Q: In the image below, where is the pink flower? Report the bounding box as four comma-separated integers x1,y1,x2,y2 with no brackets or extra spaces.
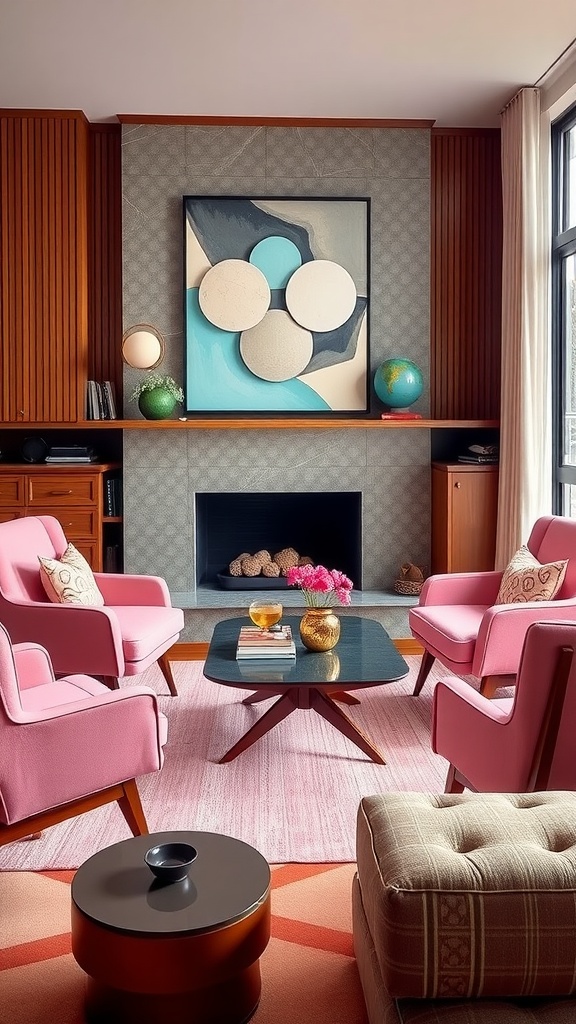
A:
287,565,354,607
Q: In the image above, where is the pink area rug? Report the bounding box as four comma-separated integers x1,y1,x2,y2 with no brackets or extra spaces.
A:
0,657,463,870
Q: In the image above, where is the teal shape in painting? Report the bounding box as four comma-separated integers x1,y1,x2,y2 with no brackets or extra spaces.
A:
249,236,302,289
185,289,329,412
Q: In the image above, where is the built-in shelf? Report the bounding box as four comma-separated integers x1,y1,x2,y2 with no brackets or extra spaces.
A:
2,418,500,430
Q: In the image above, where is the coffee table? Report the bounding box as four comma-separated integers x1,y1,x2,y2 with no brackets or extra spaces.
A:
204,614,409,764
71,830,271,1024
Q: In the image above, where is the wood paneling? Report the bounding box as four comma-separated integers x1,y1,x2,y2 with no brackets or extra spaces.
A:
0,111,89,421
88,125,122,402
118,114,435,127
430,129,503,420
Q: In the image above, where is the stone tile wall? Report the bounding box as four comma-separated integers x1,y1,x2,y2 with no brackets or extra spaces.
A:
121,125,431,639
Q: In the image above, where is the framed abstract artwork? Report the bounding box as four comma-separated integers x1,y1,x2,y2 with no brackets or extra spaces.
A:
183,196,370,415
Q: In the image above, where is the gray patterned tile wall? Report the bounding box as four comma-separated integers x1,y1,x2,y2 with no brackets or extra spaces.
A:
121,125,431,639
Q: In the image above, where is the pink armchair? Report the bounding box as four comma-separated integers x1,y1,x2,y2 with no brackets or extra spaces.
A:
431,619,576,793
0,515,184,695
0,622,168,845
410,515,576,697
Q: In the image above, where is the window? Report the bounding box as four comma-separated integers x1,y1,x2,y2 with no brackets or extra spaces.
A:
552,104,576,515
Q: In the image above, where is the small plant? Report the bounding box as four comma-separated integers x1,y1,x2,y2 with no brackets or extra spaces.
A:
286,564,353,607
130,374,184,404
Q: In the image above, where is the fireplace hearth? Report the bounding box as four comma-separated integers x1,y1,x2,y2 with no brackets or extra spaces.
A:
195,492,362,591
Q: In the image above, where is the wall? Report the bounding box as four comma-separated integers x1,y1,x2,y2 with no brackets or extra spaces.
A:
121,125,432,639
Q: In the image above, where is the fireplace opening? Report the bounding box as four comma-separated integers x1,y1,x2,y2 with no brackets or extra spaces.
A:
195,492,362,590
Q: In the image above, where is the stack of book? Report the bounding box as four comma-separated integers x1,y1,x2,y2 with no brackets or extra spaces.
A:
236,624,296,660
458,444,499,465
45,445,97,463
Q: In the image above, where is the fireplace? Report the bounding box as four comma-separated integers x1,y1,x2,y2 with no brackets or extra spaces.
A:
195,492,362,590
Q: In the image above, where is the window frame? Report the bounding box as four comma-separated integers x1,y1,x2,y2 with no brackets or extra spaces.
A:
552,103,576,514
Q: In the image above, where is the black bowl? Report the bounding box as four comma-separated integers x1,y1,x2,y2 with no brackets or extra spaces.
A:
144,842,198,883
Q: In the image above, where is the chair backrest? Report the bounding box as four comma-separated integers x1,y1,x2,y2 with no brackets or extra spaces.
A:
511,619,576,790
0,516,68,602
0,622,23,721
527,515,576,599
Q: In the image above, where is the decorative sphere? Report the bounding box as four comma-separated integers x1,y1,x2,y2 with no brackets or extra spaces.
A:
374,358,424,410
138,387,177,420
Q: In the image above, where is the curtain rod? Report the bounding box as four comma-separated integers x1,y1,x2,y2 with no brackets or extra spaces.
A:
534,36,576,87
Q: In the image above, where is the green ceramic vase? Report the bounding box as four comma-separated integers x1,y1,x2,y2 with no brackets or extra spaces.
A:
138,388,177,420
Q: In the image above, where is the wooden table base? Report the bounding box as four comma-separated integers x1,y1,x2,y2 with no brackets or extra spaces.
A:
219,686,386,764
84,962,262,1024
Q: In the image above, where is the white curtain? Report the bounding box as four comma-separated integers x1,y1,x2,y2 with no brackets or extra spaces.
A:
495,87,552,568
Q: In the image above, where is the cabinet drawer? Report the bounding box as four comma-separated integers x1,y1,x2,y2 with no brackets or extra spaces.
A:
28,475,100,507
29,508,98,538
0,509,24,523
0,476,25,506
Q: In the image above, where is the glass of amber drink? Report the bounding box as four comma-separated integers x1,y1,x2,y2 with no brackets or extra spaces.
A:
248,600,283,631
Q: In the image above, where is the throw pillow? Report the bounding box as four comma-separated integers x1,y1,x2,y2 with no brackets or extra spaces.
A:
495,544,568,604
38,543,105,606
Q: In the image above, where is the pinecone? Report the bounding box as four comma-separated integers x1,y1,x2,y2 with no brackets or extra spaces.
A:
241,555,262,577
229,558,243,576
273,547,299,574
262,560,281,577
298,555,314,566
254,549,272,568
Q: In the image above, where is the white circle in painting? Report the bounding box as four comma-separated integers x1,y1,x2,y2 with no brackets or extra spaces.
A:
240,310,313,382
199,259,270,331
285,260,357,332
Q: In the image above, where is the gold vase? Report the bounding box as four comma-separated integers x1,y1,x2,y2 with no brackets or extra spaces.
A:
299,608,341,652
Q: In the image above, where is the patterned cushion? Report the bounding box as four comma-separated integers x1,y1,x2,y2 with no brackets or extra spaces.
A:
38,543,104,606
355,792,576,1000
495,545,567,604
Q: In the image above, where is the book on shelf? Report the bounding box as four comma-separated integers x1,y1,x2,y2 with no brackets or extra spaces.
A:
236,624,296,659
86,379,118,420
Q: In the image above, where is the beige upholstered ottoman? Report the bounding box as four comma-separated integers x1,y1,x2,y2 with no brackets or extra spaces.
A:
353,792,576,1023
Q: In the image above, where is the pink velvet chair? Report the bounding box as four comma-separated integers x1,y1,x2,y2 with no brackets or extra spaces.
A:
0,622,168,845
0,515,184,695
410,515,576,697
431,618,576,793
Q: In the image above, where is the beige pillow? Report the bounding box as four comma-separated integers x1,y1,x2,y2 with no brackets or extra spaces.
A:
38,543,105,607
495,544,568,604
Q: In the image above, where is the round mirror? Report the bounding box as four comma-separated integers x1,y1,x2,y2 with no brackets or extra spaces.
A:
122,324,165,370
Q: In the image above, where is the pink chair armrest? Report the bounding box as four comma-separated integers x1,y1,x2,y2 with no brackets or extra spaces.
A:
474,605,576,678
419,572,503,607
431,677,512,754
94,573,173,607
2,688,166,820
13,643,55,689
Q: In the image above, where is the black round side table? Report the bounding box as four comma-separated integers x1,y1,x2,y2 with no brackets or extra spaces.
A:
71,830,271,1024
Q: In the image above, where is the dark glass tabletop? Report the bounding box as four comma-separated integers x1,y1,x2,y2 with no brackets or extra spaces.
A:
204,615,408,689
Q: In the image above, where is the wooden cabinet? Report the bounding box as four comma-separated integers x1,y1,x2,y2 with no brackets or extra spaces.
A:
431,462,499,574
0,463,121,571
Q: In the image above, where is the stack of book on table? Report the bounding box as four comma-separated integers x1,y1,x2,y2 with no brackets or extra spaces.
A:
236,624,296,660
45,446,97,463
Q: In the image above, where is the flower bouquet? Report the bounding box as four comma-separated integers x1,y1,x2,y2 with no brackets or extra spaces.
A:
286,564,353,607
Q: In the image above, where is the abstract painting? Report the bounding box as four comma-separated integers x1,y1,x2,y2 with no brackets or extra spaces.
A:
183,196,369,414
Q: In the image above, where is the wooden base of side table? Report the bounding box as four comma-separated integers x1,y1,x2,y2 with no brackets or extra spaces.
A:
83,961,263,1024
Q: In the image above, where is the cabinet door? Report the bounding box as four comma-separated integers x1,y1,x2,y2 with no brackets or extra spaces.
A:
432,464,498,574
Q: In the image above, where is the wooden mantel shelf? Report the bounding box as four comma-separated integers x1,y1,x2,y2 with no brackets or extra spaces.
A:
3,418,500,430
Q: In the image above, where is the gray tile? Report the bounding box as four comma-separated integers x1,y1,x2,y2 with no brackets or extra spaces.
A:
122,125,187,178
372,128,431,180
185,126,267,177
266,128,374,178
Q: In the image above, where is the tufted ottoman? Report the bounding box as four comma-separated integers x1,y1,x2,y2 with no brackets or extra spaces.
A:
353,792,576,1023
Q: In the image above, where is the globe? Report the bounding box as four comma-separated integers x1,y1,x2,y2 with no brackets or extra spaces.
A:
374,358,423,410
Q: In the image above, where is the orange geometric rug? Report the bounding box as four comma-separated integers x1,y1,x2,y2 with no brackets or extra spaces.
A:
0,863,368,1024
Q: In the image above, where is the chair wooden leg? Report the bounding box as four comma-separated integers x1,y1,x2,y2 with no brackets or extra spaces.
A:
479,675,514,698
445,764,466,793
157,652,178,696
412,650,435,696
101,676,120,689
116,779,149,836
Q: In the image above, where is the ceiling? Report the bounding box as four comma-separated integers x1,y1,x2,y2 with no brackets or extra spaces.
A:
1,0,576,127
